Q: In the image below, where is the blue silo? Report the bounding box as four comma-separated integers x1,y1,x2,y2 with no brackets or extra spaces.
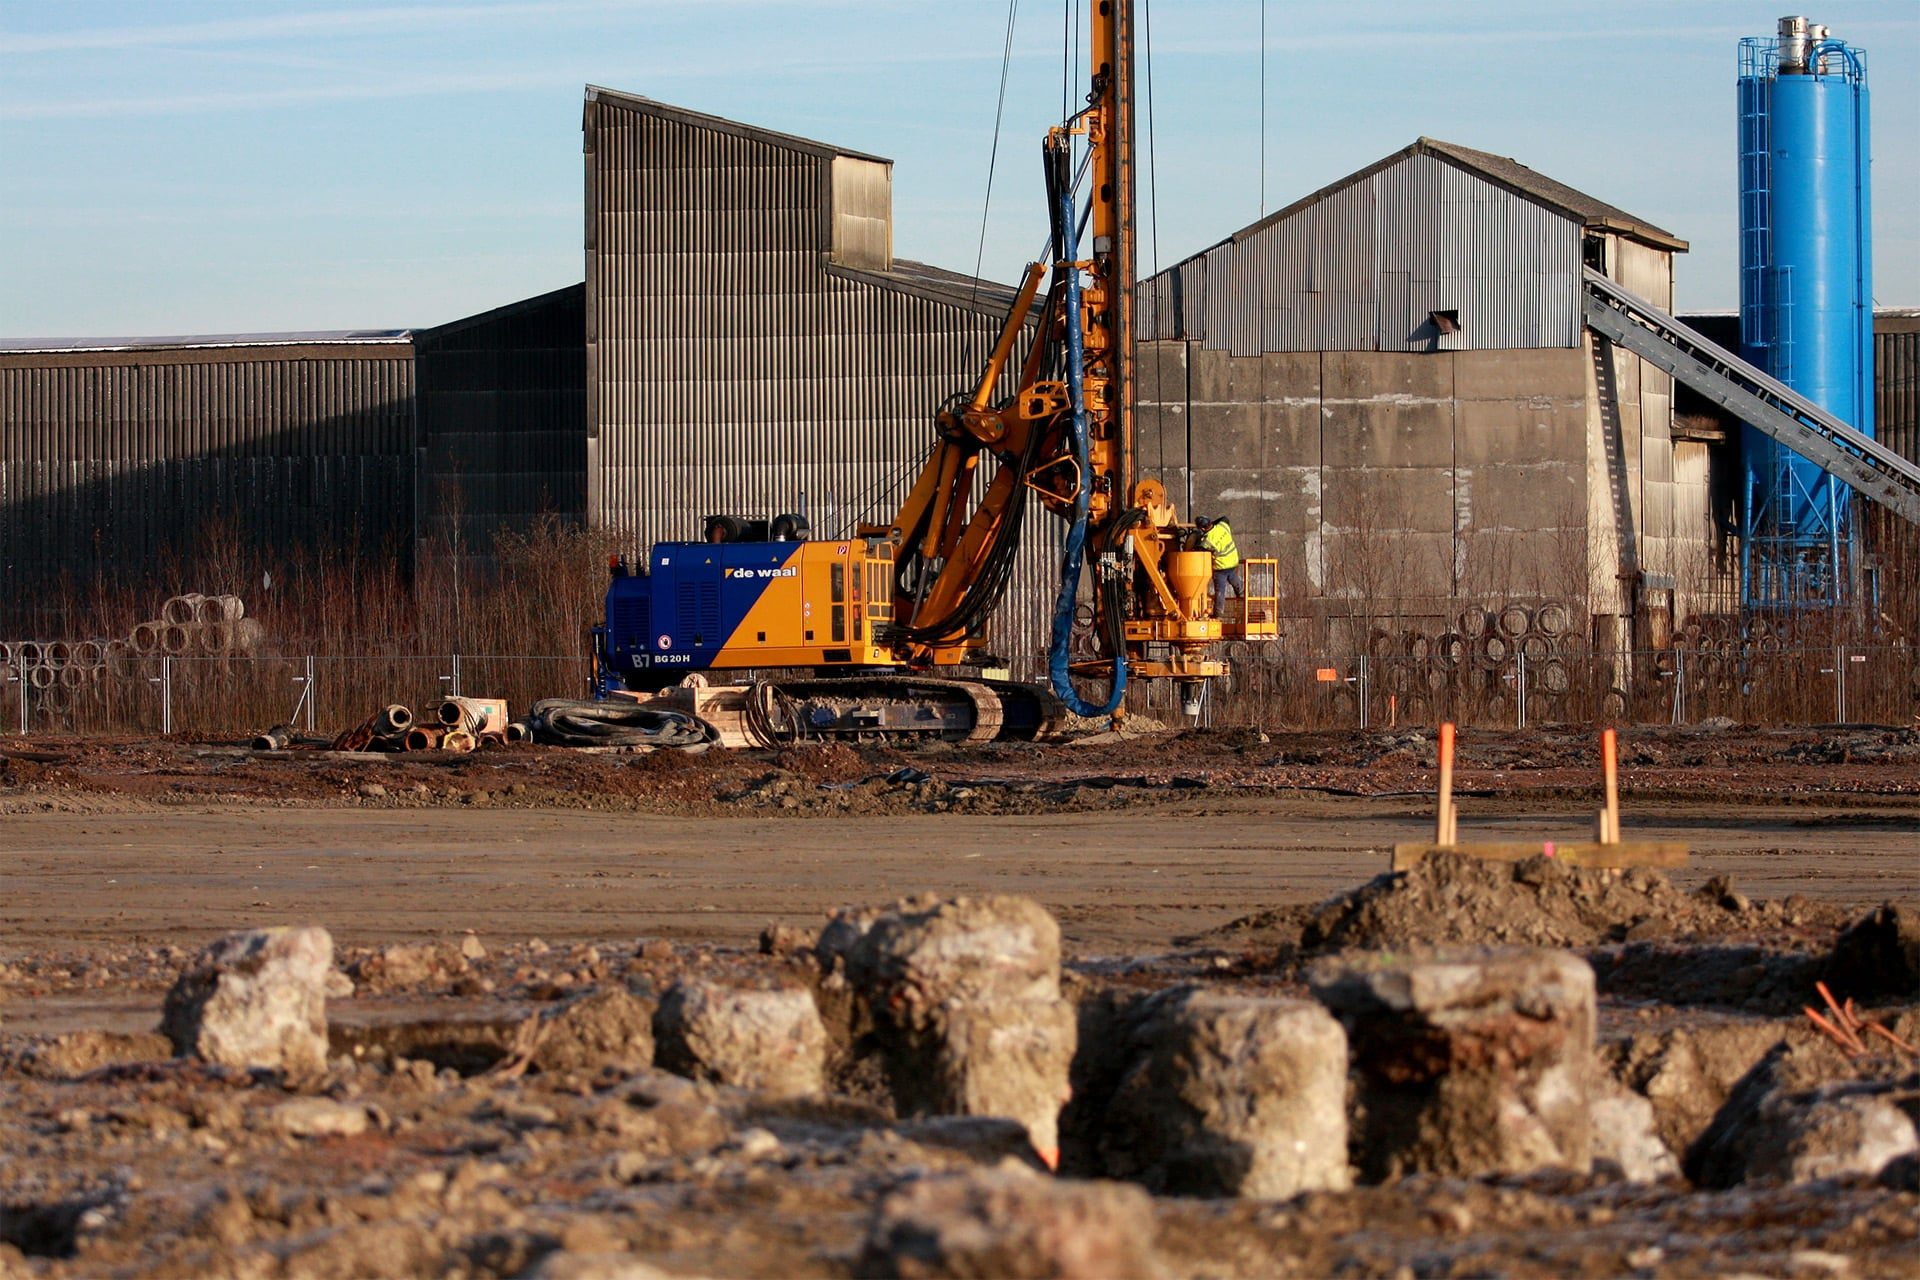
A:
1737,15,1874,610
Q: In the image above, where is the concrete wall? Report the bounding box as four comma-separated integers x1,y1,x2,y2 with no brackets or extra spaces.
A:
1141,341,1590,646
1583,232,1717,632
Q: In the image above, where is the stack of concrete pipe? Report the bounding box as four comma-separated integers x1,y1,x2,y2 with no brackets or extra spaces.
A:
1345,598,1596,725
0,634,137,719
127,594,264,659
1668,614,1790,715
5,593,266,726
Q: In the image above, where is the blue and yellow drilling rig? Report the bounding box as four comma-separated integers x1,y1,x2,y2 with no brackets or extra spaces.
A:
595,1,1275,742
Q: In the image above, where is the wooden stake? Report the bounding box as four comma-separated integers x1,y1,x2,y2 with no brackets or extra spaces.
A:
1436,722,1456,846
1601,727,1620,844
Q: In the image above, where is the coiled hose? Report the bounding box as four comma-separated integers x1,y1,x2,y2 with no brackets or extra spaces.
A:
528,699,719,751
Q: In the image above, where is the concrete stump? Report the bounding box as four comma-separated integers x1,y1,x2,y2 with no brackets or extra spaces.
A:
533,988,655,1075
1103,988,1351,1197
1310,947,1595,1180
1747,1091,1920,1184
1689,1040,1920,1188
161,926,333,1075
859,1166,1163,1280
654,980,827,1097
831,895,1076,1163
1589,1078,1680,1183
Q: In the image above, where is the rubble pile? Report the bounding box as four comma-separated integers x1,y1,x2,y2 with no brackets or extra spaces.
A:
2,892,1917,1276
1302,851,1781,952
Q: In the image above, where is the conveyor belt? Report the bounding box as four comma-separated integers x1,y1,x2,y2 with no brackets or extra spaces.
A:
1581,265,1920,526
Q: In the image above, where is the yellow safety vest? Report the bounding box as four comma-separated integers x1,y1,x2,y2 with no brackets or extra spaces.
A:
1202,522,1240,570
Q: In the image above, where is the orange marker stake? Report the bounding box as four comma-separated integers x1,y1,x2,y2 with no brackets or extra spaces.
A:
1601,727,1620,844
1436,722,1456,846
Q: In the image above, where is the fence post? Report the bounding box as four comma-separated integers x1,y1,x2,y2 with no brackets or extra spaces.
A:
1671,649,1684,726
1515,651,1527,730
1834,644,1845,723
162,656,173,736
452,653,461,699
1357,655,1369,730
14,656,24,735
304,656,317,733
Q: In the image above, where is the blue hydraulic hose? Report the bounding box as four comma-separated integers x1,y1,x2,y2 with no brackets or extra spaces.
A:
1047,182,1127,718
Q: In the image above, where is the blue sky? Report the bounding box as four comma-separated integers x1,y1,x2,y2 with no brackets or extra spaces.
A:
1,0,1914,337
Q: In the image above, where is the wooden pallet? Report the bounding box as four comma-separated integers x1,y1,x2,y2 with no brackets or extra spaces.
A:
1391,840,1688,873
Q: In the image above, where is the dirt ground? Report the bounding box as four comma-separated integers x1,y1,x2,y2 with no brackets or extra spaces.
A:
2,724,1916,1277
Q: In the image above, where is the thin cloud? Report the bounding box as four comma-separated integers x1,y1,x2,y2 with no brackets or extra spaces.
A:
0,69,577,120
0,0,765,55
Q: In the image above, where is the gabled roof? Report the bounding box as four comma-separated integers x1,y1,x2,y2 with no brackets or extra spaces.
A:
417,283,583,341
1418,138,1687,251
584,86,890,166
1211,136,1687,256
0,330,411,356
833,255,1029,314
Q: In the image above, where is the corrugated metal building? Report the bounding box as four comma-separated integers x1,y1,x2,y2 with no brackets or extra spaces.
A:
1135,137,1701,646
580,88,1054,664
0,332,415,632
415,284,588,551
1871,312,1919,466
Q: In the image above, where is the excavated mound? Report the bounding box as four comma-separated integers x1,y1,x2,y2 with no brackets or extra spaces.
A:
1299,852,1744,953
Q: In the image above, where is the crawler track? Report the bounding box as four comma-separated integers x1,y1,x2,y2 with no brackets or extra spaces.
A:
744,675,1066,744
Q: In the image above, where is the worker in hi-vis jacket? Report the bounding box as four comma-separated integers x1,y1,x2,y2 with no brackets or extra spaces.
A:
1200,517,1243,618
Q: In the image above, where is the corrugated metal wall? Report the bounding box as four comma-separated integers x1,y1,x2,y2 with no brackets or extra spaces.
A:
1868,319,1919,631
583,90,1058,667
416,285,587,549
0,343,415,629
1138,152,1584,354
1877,321,1918,464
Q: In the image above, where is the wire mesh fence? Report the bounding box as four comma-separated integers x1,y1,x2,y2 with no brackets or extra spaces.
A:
1,646,1913,738
1141,642,1920,730
2,655,593,738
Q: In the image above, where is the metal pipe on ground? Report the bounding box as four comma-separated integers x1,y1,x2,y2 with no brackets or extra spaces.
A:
211,595,245,622
437,696,507,735
403,725,445,751
160,624,194,656
28,665,55,689
376,705,414,735
15,641,40,668
504,721,533,744
441,728,477,754
73,639,106,669
130,621,163,655
250,724,291,751
43,641,70,671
